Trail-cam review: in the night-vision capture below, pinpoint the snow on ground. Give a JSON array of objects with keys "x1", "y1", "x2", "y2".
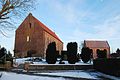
[
  {"x1": 11, "y1": 58, "x2": 120, "y2": 80},
  {"x1": 37, "y1": 70, "x2": 97, "y2": 79},
  {"x1": 0, "y1": 72, "x2": 65, "y2": 80},
  {"x1": 14, "y1": 58, "x2": 92, "y2": 65},
  {"x1": 14, "y1": 57, "x2": 33, "y2": 64},
  {"x1": 0, "y1": 70, "x2": 120, "y2": 80},
  {"x1": 34, "y1": 70, "x2": 120, "y2": 80},
  {"x1": 89, "y1": 71, "x2": 120, "y2": 80}
]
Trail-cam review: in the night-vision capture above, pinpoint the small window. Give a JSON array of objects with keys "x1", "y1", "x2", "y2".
[
  {"x1": 27, "y1": 36, "x2": 30, "y2": 42},
  {"x1": 29, "y1": 23, "x2": 31, "y2": 28}
]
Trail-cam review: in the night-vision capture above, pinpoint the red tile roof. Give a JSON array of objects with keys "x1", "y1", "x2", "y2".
[
  {"x1": 84, "y1": 40, "x2": 110, "y2": 48},
  {"x1": 32, "y1": 14, "x2": 63, "y2": 43}
]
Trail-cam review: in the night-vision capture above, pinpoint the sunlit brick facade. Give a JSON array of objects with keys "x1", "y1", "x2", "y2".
[
  {"x1": 84, "y1": 40, "x2": 110, "y2": 59},
  {"x1": 14, "y1": 13, "x2": 63, "y2": 58}
]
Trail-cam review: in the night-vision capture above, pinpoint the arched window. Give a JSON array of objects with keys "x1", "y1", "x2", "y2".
[{"x1": 27, "y1": 36, "x2": 30, "y2": 42}]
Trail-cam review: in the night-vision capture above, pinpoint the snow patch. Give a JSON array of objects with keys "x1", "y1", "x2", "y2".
[
  {"x1": 0, "y1": 72, "x2": 65, "y2": 80},
  {"x1": 90, "y1": 72, "x2": 120, "y2": 80},
  {"x1": 37, "y1": 70, "x2": 97, "y2": 79},
  {"x1": 14, "y1": 58, "x2": 92, "y2": 65}
]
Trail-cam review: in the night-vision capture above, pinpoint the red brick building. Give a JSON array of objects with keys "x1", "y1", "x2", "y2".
[
  {"x1": 84, "y1": 40, "x2": 110, "y2": 59},
  {"x1": 14, "y1": 13, "x2": 63, "y2": 58}
]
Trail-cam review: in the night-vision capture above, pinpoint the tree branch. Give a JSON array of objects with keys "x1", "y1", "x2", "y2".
[{"x1": 0, "y1": 0, "x2": 36, "y2": 36}]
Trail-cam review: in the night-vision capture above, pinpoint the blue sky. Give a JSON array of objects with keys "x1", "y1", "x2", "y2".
[{"x1": 0, "y1": 0, "x2": 120, "y2": 54}]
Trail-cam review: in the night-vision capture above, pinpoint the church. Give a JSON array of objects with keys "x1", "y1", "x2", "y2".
[
  {"x1": 84, "y1": 40, "x2": 110, "y2": 59},
  {"x1": 14, "y1": 13, "x2": 63, "y2": 58}
]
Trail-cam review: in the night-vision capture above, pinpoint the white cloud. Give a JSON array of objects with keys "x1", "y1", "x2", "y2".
[
  {"x1": 44, "y1": 0, "x2": 88, "y2": 25},
  {"x1": 69, "y1": 14, "x2": 120, "y2": 41},
  {"x1": 52, "y1": 1, "x2": 80, "y2": 23},
  {"x1": 66, "y1": 14, "x2": 120, "y2": 52},
  {"x1": 94, "y1": 15, "x2": 120, "y2": 39}
]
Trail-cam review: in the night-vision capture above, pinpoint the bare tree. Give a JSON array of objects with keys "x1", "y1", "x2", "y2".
[{"x1": 0, "y1": 0, "x2": 36, "y2": 36}]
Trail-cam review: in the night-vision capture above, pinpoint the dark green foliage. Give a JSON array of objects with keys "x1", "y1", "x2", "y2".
[
  {"x1": 93, "y1": 58, "x2": 120, "y2": 77},
  {"x1": 59, "y1": 59, "x2": 65, "y2": 64},
  {"x1": 97, "y1": 49, "x2": 107, "y2": 58},
  {"x1": 56, "y1": 51, "x2": 60, "y2": 58},
  {"x1": 67, "y1": 42, "x2": 77, "y2": 64},
  {"x1": 61, "y1": 51, "x2": 67, "y2": 60},
  {"x1": 0, "y1": 47, "x2": 7, "y2": 58},
  {"x1": 0, "y1": 47, "x2": 13, "y2": 64},
  {"x1": 46, "y1": 42, "x2": 57, "y2": 64},
  {"x1": 110, "y1": 48, "x2": 120, "y2": 58},
  {"x1": 6, "y1": 51, "x2": 12, "y2": 60},
  {"x1": 110, "y1": 53, "x2": 117, "y2": 58},
  {"x1": 0, "y1": 47, "x2": 7, "y2": 64},
  {"x1": 80, "y1": 47, "x2": 92, "y2": 63},
  {"x1": 76, "y1": 53, "x2": 80, "y2": 62},
  {"x1": 116, "y1": 48, "x2": 120, "y2": 54},
  {"x1": 6, "y1": 51, "x2": 13, "y2": 65}
]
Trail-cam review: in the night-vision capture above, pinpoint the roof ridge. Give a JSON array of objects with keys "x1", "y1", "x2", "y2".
[
  {"x1": 85, "y1": 40, "x2": 107, "y2": 42},
  {"x1": 31, "y1": 14, "x2": 63, "y2": 43},
  {"x1": 85, "y1": 40, "x2": 110, "y2": 48}
]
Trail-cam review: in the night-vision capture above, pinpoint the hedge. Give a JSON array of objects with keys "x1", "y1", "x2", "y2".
[{"x1": 93, "y1": 58, "x2": 120, "y2": 77}]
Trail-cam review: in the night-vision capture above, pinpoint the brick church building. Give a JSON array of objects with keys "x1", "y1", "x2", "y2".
[
  {"x1": 14, "y1": 13, "x2": 63, "y2": 58},
  {"x1": 84, "y1": 40, "x2": 110, "y2": 59}
]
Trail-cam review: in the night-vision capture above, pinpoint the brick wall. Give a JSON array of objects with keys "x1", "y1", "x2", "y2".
[
  {"x1": 44, "y1": 31, "x2": 63, "y2": 58},
  {"x1": 90, "y1": 48, "x2": 110, "y2": 59},
  {"x1": 14, "y1": 14, "x2": 44, "y2": 58},
  {"x1": 14, "y1": 13, "x2": 63, "y2": 58}
]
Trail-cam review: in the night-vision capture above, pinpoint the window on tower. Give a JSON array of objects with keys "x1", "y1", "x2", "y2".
[{"x1": 27, "y1": 36, "x2": 30, "y2": 42}]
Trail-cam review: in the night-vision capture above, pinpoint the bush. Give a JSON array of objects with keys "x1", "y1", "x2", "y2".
[
  {"x1": 61, "y1": 51, "x2": 67, "y2": 60},
  {"x1": 80, "y1": 47, "x2": 92, "y2": 63},
  {"x1": 93, "y1": 58, "x2": 120, "y2": 77},
  {"x1": 67, "y1": 42, "x2": 77, "y2": 64},
  {"x1": 0, "y1": 48, "x2": 13, "y2": 65},
  {"x1": 56, "y1": 51, "x2": 60, "y2": 58},
  {"x1": 59, "y1": 60, "x2": 65, "y2": 64},
  {"x1": 33, "y1": 58, "x2": 42, "y2": 62},
  {"x1": 97, "y1": 49, "x2": 107, "y2": 58},
  {"x1": 46, "y1": 42, "x2": 57, "y2": 64},
  {"x1": 0, "y1": 47, "x2": 7, "y2": 58},
  {"x1": 6, "y1": 51, "x2": 13, "y2": 66}
]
